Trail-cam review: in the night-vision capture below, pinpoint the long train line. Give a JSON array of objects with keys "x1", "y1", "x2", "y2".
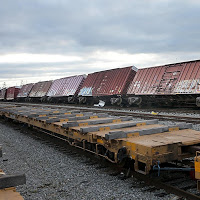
[
  {"x1": 2, "y1": 59, "x2": 200, "y2": 108},
  {"x1": 0, "y1": 110, "x2": 200, "y2": 200}
]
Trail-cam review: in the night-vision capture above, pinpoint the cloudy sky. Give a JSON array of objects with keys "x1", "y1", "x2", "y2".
[{"x1": 1, "y1": 0, "x2": 200, "y2": 87}]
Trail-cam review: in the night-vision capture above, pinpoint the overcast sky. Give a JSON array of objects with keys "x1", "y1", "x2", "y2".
[{"x1": 1, "y1": 0, "x2": 200, "y2": 87}]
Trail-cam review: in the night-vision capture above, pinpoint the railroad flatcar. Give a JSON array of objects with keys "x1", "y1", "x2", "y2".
[
  {"x1": 6, "y1": 86, "x2": 20, "y2": 101},
  {"x1": 28, "y1": 80, "x2": 52, "y2": 102},
  {"x1": 126, "y1": 60, "x2": 200, "y2": 107},
  {"x1": 78, "y1": 66, "x2": 138, "y2": 105},
  {"x1": 1, "y1": 103, "x2": 200, "y2": 178},
  {"x1": 47, "y1": 75, "x2": 86, "y2": 103},
  {"x1": 17, "y1": 83, "x2": 34, "y2": 101}
]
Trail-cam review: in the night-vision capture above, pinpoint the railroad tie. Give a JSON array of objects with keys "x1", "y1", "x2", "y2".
[
  {"x1": 80, "y1": 119, "x2": 158, "y2": 134},
  {"x1": 42, "y1": 113, "x2": 109, "y2": 123},
  {"x1": 105, "y1": 122, "x2": 193, "y2": 140},
  {"x1": 62, "y1": 116, "x2": 133, "y2": 128},
  {"x1": 0, "y1": 174, "x2": 26, "y2": 189}
]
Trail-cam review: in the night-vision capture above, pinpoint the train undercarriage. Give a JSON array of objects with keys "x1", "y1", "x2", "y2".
[{"x1": 3, "y1": 93, "x2": 200, "y2": 108}]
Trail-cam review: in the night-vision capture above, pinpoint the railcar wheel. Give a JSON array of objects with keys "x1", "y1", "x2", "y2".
[{"x1": 117, "y1": 147, "x2": 127, "y2": 163}]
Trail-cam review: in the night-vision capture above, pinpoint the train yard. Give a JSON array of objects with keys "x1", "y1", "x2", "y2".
[{"x1": 0, "y1": 102, "x2": 200, "y2": 199}]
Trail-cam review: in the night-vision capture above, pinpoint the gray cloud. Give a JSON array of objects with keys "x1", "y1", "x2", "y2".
[
  {"x1": 0, "y1": 0, "x2": 200, "y2": 54},
  {"x1": 0, "y1": 0, "x2": 200, "y2": 87}
]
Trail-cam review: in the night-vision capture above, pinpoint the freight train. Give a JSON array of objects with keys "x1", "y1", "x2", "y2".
[{"x1": 0, "y1": 59, "x2": 200, "y2": 107}]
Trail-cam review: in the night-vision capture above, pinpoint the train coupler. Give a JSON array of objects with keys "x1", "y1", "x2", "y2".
[{"x1": 153, "y1": 161, "x2": 195, "y2": 176}]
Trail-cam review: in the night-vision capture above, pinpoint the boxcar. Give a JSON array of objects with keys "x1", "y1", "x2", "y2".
[
  {"x1": 78, "y1": 66, "x2": 137, "y2": 105},
  {"x1": 17, "y1": 83, "x2": 34, "y2": 101},
  {"x1": 28, "y1": 81, "x2": 52, "y2": 102},
  {"x1": 47, "y1": 75, "x2": 86, "y2": 103},
  {"x1": 127, "y1": 60, "x2": 200, "y2": 107},
  {"x1": 0, "y1": 89, "x2": 7, "y2": 101},
  {"x1": 6, "y1": 87, "x2": 20, "y2": 101}
]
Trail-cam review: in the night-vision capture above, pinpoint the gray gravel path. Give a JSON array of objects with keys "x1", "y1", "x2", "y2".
[{"x1": 0, "y1": 120, "x2": 179, "y2": 200}]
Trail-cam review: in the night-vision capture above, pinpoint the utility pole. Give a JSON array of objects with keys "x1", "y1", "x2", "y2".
[
  {"x1": 2, "y1": 82, "x2": 6, "y2": 89},
  {"x1": 20, "y1": 80, "x2": 24, "y2": 87}
]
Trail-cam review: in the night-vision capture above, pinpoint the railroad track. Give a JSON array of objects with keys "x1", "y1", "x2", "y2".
[
  {"x1": 4, "y1": 102, "x2": 200, "y2": 124},
  {"x1": 1, "y1": 116, "x2": 200, "y2": 200}
]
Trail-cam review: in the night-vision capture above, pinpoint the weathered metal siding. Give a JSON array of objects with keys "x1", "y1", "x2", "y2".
[
  {"x1": 0, "y1": 89, "x2": 6, "y2": 100},
  {"x1": 173, "y1": 60, "x2": 200, "y2": 94},
  {"x1": 157, "y1": 65, "x2": 183, "y2": 94},
  {"x1": 78, "y1": 73, "x2": 99, "y2": 96},
  {"x1": 61, "y1": 75, "x2": 86, "y2": 96},
  {"x1": 47, "y1": 78, "x2": 66, "y2": 97},
  {"x1": 17, "y1": 83, "x2": 34, "y2": 98},
  {"x1": 127, "y1": 60, "x2": 200, "y2": 95},
  {"x1": 29, "y1": 81, "x2": 52, "y2": 97},
  {"x1": 47, "y1": 75, "x2": 86, "y2": 97},
  {"x1": 6, "y1": 87, "x2": 20, "y2": 100},
  {"x1": 78, "y1": 66, "x2": 137, "y2": 96},
  {"x1": 127, "y1": 66, "x2": 166, "y2": 95}
]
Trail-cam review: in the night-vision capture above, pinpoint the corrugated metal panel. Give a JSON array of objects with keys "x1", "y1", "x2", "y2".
[
  {"x1": 127, "y1": 66, "x2": 166, "y2": 95},
  {"x1": 0, "y1": 89, "x2": 6, "y2": 100},
  {"x1": 47, "y1": 78, "x2": 66, "y2": 96},
  {"x1": 127, "y1": 60, "x2": 200, "y2": 95},
  {"x1": 78, "y1": 66, "x2": 137, "y2": 96},
  {"x1": 78, "y1": 73, "x2": 99, "y2": 96},
  {"x1": 29, "y1": 81, "x2": 52, "y2": 97},
  {"x1": 62, "y1": 75, "x2": 86, "y2": 96},
  {"x1": 173, "y1": 61, "x2": 200, "y2": 94},
  {"x1": 47, "y1": 75, "x2": 86, "y2": 97},
  {"x1": 17, "y1": 83, "x2": 34, "y2": 98},
  {"x1": 156, "y1": 65, "x2": 182, "y2": 94},
  {"x1": 6, "y1": 87, "x2": 20, "y2": 100}
]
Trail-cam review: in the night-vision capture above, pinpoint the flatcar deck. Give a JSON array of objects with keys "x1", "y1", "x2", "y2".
[
  {"x1": 0, "y1": 187, "x2": 24, "y2": 200},
  {"x1": 0, "y1": 103, "x2": 200, "y2": 175}
]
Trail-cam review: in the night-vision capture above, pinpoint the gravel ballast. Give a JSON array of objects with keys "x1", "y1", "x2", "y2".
[{"x1": 0, "y1": 119, "x2": 180, "y2": 200}]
